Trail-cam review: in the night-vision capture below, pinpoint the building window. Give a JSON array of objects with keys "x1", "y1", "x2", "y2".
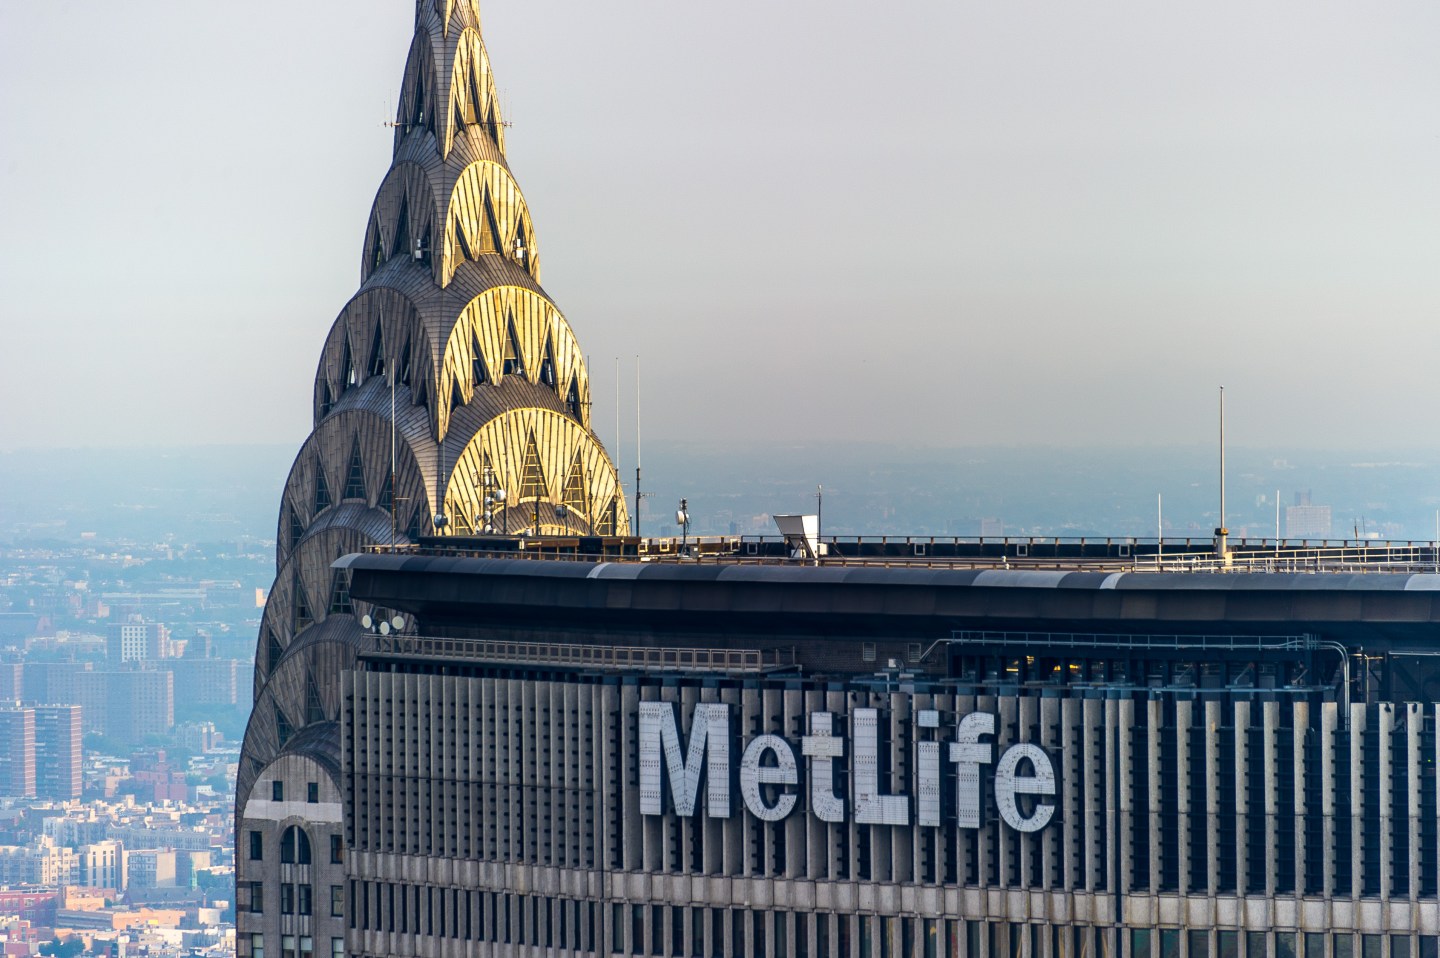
[
  {"x1": 307, "y1": 782, "x2": 319, "y2": 803},
  {"x1": 281, "y1": 936, "x2": 296, "y2": 958},
  {"x1": 298, "y1": 885, "x2": 313, "y2": 916},
  {"x1": 251, "y1": 935, "x2": 264, "y2": 958},
  {"x1": 330, "y1": 939, "x2": 342, "y2": 958},
  {"x1": 249, "y1": 831, "x2": 263, "y2": 861},
  {"x1": 281, "y1": 884, "x2": 295, "y2": 915},
  {"x1": 299, "y1": 938, "x2": 312, "y2": 958},
  {"x1": 330, "y1": 834, "x2": 343, "y2": 864},
  {"x1": 250, "y1": 881, "x2": 264, "y2": 914},
  {"x1": 281, "y1": 826, "x2": 312, "y2": 864},
  {"x1": 272, "y1": 781, "x2": 284, "y2": 802},
  {"x1": 331, "y1": 885, "x2": 344, "y2": 918}
]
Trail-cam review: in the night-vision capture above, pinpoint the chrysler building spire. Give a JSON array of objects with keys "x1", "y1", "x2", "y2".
[{"x1": 236, "y1": 4, "x2": 628, "y2": 949}]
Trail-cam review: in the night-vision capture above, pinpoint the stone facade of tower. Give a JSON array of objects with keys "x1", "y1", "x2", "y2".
[{"x1": 236, "y1": 4, "x2": 629, "y2": 955}]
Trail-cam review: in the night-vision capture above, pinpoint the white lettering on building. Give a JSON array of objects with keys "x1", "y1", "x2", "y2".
[{"x1": 638, "y1": 702, "x2": 1057, "y2": 832}]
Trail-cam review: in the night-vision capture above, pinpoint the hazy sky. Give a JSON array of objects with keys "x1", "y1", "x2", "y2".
[{"x1": 3, "y1": 2, "x2": 1439, "y2": 454}]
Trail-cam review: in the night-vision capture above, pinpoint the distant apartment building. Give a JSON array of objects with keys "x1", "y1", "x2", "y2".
[
  {"x1": 0, "y1": 707, "x2": 35, "y2": 798},
  {"x1": 0, "y1": 663, "x2": 22, "y2": 700},
  {"x1": 34, "y1": 705, "x2": 81, "y2": 799},
  {"x1": 106, "y1": 621, "x2": 171, "y2": 666},
  {"x1": 0, "y1": 838, "x2": 77, "y2": 886},
  {"x1": 168, "y1": 658, "x2": 239, "y2": 706},
  {"x1": 1286, "y1": 490, "x2": 1333, "y2": 538},
  {"x1": 108, "y1": 670, "x2": 174, "y2": 743},
  {"x1": 126, "y1": 849, "x2": 177, "y2": 890},
  {"x1": 21, "y1": 662, "x2": 92, "y2": 706},
  {"x1": 78, "y1": 840, "x2": 125, "y2": 890}
]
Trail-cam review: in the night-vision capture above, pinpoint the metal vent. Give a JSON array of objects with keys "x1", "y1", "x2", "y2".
[{"x1": 862, "y1": 642, "x2": 877, "y2": 663}]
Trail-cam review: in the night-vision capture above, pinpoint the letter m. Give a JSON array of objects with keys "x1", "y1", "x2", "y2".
[{"x1": 638, "y1": 701, "x2": 731, "y2": 818}]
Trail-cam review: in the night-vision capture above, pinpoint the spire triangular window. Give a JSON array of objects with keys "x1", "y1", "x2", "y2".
[
  {"x1": 562, "y1": 451, "x2": 588, "y2": 515},
  {"x1": 451, "y1": 377, "x2": 465, "y2": 412},
  {"x1": 502, "y1": 314, "x2": 524, "y2": 377},
  {"x1": 341, "y1": 338, "x2": 356, "y2": 388},
  {"x1": 380, "y1": 472, "x2": 393, "y2": 513},
  {"x1": 320, "y1": 381, "x2": 334, "y2": 418},
  {"x1": 293, "y1": 573, "x2": 313, "y2": 633},
  {"x1": 454, "y1": 213, "x2": 475, "y2": 262},
  {"x1": 594, "y1": 495, "x2": 617, "y2": 536},
  {"x1": 328, "y1": 569, "x2": 352, "y2": 616},
  {"x1": 399, "y1": 338, "x2": 412, "y2": 386},
  {"x1": 344, "y1": 441, "x2": 366, "y2": 501},
  {"x1": 276, "y1": 707, "x2": 294, "y2": 748},
  {"x1": 566, "y1": 379, "x2": 582, "y2": 420},
  {"x1": 369, "y1": 219, "x2": 385, "y2": 272},
  {"x1": 406, "y1": 507, "x2": 423, "y2": 541},
  {"x1": 479, "y1": 188, "x2": 501, "y2": 253},
  {"x1": 393, "y1": 196, "x2": 411, "y2": 260},
  {"x1": 513, "y1": 221, "x2": 529, "y2": 265},
  {"x1": 540, "y1": 337, "x2": 556, "y2": 387},
  {"x1": 472, "y1": 331, "x2": 488, "y2": 385},
  {"x1": 306, "y1": 671, "x2": 325, "y2": 725},
  {"x1": 518, "y1": 431, "x2": 547, "y2": 501},
  {"x1": 265, "y1": 629, "x2": 283, "y2": 673},
  {"x1": 288, "y1": 505, "x2": 304, "y2": 552},
  {"x1": 368, "y1": 323, "x2": 386, "y2": 377},
  {"x1": 314, "y1": 462, "x2": 332, "y2": 514}
]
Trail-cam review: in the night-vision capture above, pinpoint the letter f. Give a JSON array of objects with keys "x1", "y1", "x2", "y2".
[{"x1": 948, "y1": 712, "x2": 995, "y2": 829}]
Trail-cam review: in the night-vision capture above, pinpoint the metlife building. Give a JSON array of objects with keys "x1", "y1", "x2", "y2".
[{"x1": 329, "y1": 540, "x2": 1440, "y2": 958}]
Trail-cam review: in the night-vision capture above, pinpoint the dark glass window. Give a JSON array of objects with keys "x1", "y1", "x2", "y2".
[
  {"x1": 249, "y1": 881, "x2": 264, "y2": 914},
  {"x1": 281, "y1": 826, "x2": 312, "y2": 865},
  {"x1": 331, "y1": 885, "x2": 343, "y2": 918},
  {"x1": 307, "y1": 782, "x2": 319, "y2": 803},
  {"x1": 281, "y1": 884, "x2": 295, "y2": 915},
  {"x1": 330, "y1": 834, "x2": 343, "y2": 864},
  {"x1": 298, "y1": 885, "x2": 313, "y2": 917},
  {"x1": 272, "y1": 781, "x2": 284, "y2": 802},
  {"x1": 249, "y1": 831, "x2": 263, "y2": 860}
]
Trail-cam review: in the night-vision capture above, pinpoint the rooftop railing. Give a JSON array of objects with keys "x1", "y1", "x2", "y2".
[{"x1": 372, "y1": 634, "x2": 797, "y2": 673}]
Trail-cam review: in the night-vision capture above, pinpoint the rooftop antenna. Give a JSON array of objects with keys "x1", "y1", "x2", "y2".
[
  {"x1": 1215, "y1": 386, "x2": 1228, "y2": 565},
  {"x1": 1157, "y1": 493, "x2": 1163, "y2": 567},
  {"x1": 634, "y1": 355, "x2": 646, "y2": 537},
  {"x1": 390, "y1": 354, "x2": 397, "y2": 549}
]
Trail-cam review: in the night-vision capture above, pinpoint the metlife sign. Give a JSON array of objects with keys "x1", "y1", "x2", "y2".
[{"x1": 638, "y1": 702, "x2": 1057, "y2": 833}]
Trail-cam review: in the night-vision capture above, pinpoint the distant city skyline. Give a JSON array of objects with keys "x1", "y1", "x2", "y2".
[{"x1": 4, "y1": 2, "x2": 1440, "y2": 452}]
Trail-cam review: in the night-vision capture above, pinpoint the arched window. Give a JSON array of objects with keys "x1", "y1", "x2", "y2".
[{"x1": 280, "y1": 825, "x2": 312, "y2": 865}]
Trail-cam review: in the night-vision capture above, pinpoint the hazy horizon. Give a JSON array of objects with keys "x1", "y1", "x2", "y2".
[{"x1": 4, "y1": 2, "x2": 1440, "y2": 453}]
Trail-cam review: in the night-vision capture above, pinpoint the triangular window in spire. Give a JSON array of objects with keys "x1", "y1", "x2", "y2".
[
  {"x1": 468, "y1": 68, "x2": 486, "y2": 131},
  {"x1": 380, "y1": 471, "x2": 394, "y2": 513},
  {"x1": 288, "y1": 505, "x2": 305, "y2": 552},
  {"x1": 305, "y1": 671, "x2": 325, "y2": 725},
  {"x1": 293, "y1": 573, "x2": 313, "y2": 633},
  {"x1": 472, "y1": 331, "x2": 488, "y2": 386},
  {"x1": 566, "y1": 379, "x2": 583, "y2": 420},
  {"x1": 276, "y1": 707, "x2": 294, "y2": 748},
  {"x1": 451, "y1": 377, "x2": 465, "y2": 413},
  {"x1": 344, "y1": 440, "x2": 366, "y2": 501},
  {"x1": 412, "y1": 73, "x2": 426, "y2": 130},
  {"x1": 454, "y1": 213, "x2": 475, "y2": 262},
  {"x1": 562, "y1": 450, "x2": 588, "y2": 516},
  {"x1": 453, "y1": 94, "x2": 467, "y2": 136},
  {"x1": 319, "y1": 381, "x2": 334, "y2": 418},
  {"x1": 593, "y1": 495, "x2": 617, "y2": 536},
  {"x1": 399, "y1": 338, "x2": 412, "y2": 387},
  {"x1": 484, "y1": 105, "x2": 499, "y2": 146},
  {"x1": 479, "y1": 186, "x2": 502, "y2": 253},
  {"x1": 502, "y1": 314, "x2": 524, "y2": 377},
  {"x1": 392, "y1": 196, "x2": 411, "y2": 260},
  {"x1": 518, "y1": 431, "x2": 547, "y2": 501},
  {"x1": 513, "y1": 221, "x2": 529, "y2": 266},
  {"x1": 368, "y1": 322, "x2": 386, "y2": 377},
  {"x1": 370, "y1": 226, "x2": 386, "y2": 272},
  {"x1": 540, "y1": 337, "x2": 557, "y2": 387},
  {"x1": 406, "y1": 507, "x2": 423, "y2": 541},
  {"x1": 341, "y1": 337, "x2": 356, "y2": 388},
  {"x1": 314, "y1": 462, "x2": 332, "y2": 514},
  {"x1": 328, "y1": 569, "x2": 352, "y2": 616},
  {"x1": 265, "y1": 629, "x2": 283, "y2": 673}
]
